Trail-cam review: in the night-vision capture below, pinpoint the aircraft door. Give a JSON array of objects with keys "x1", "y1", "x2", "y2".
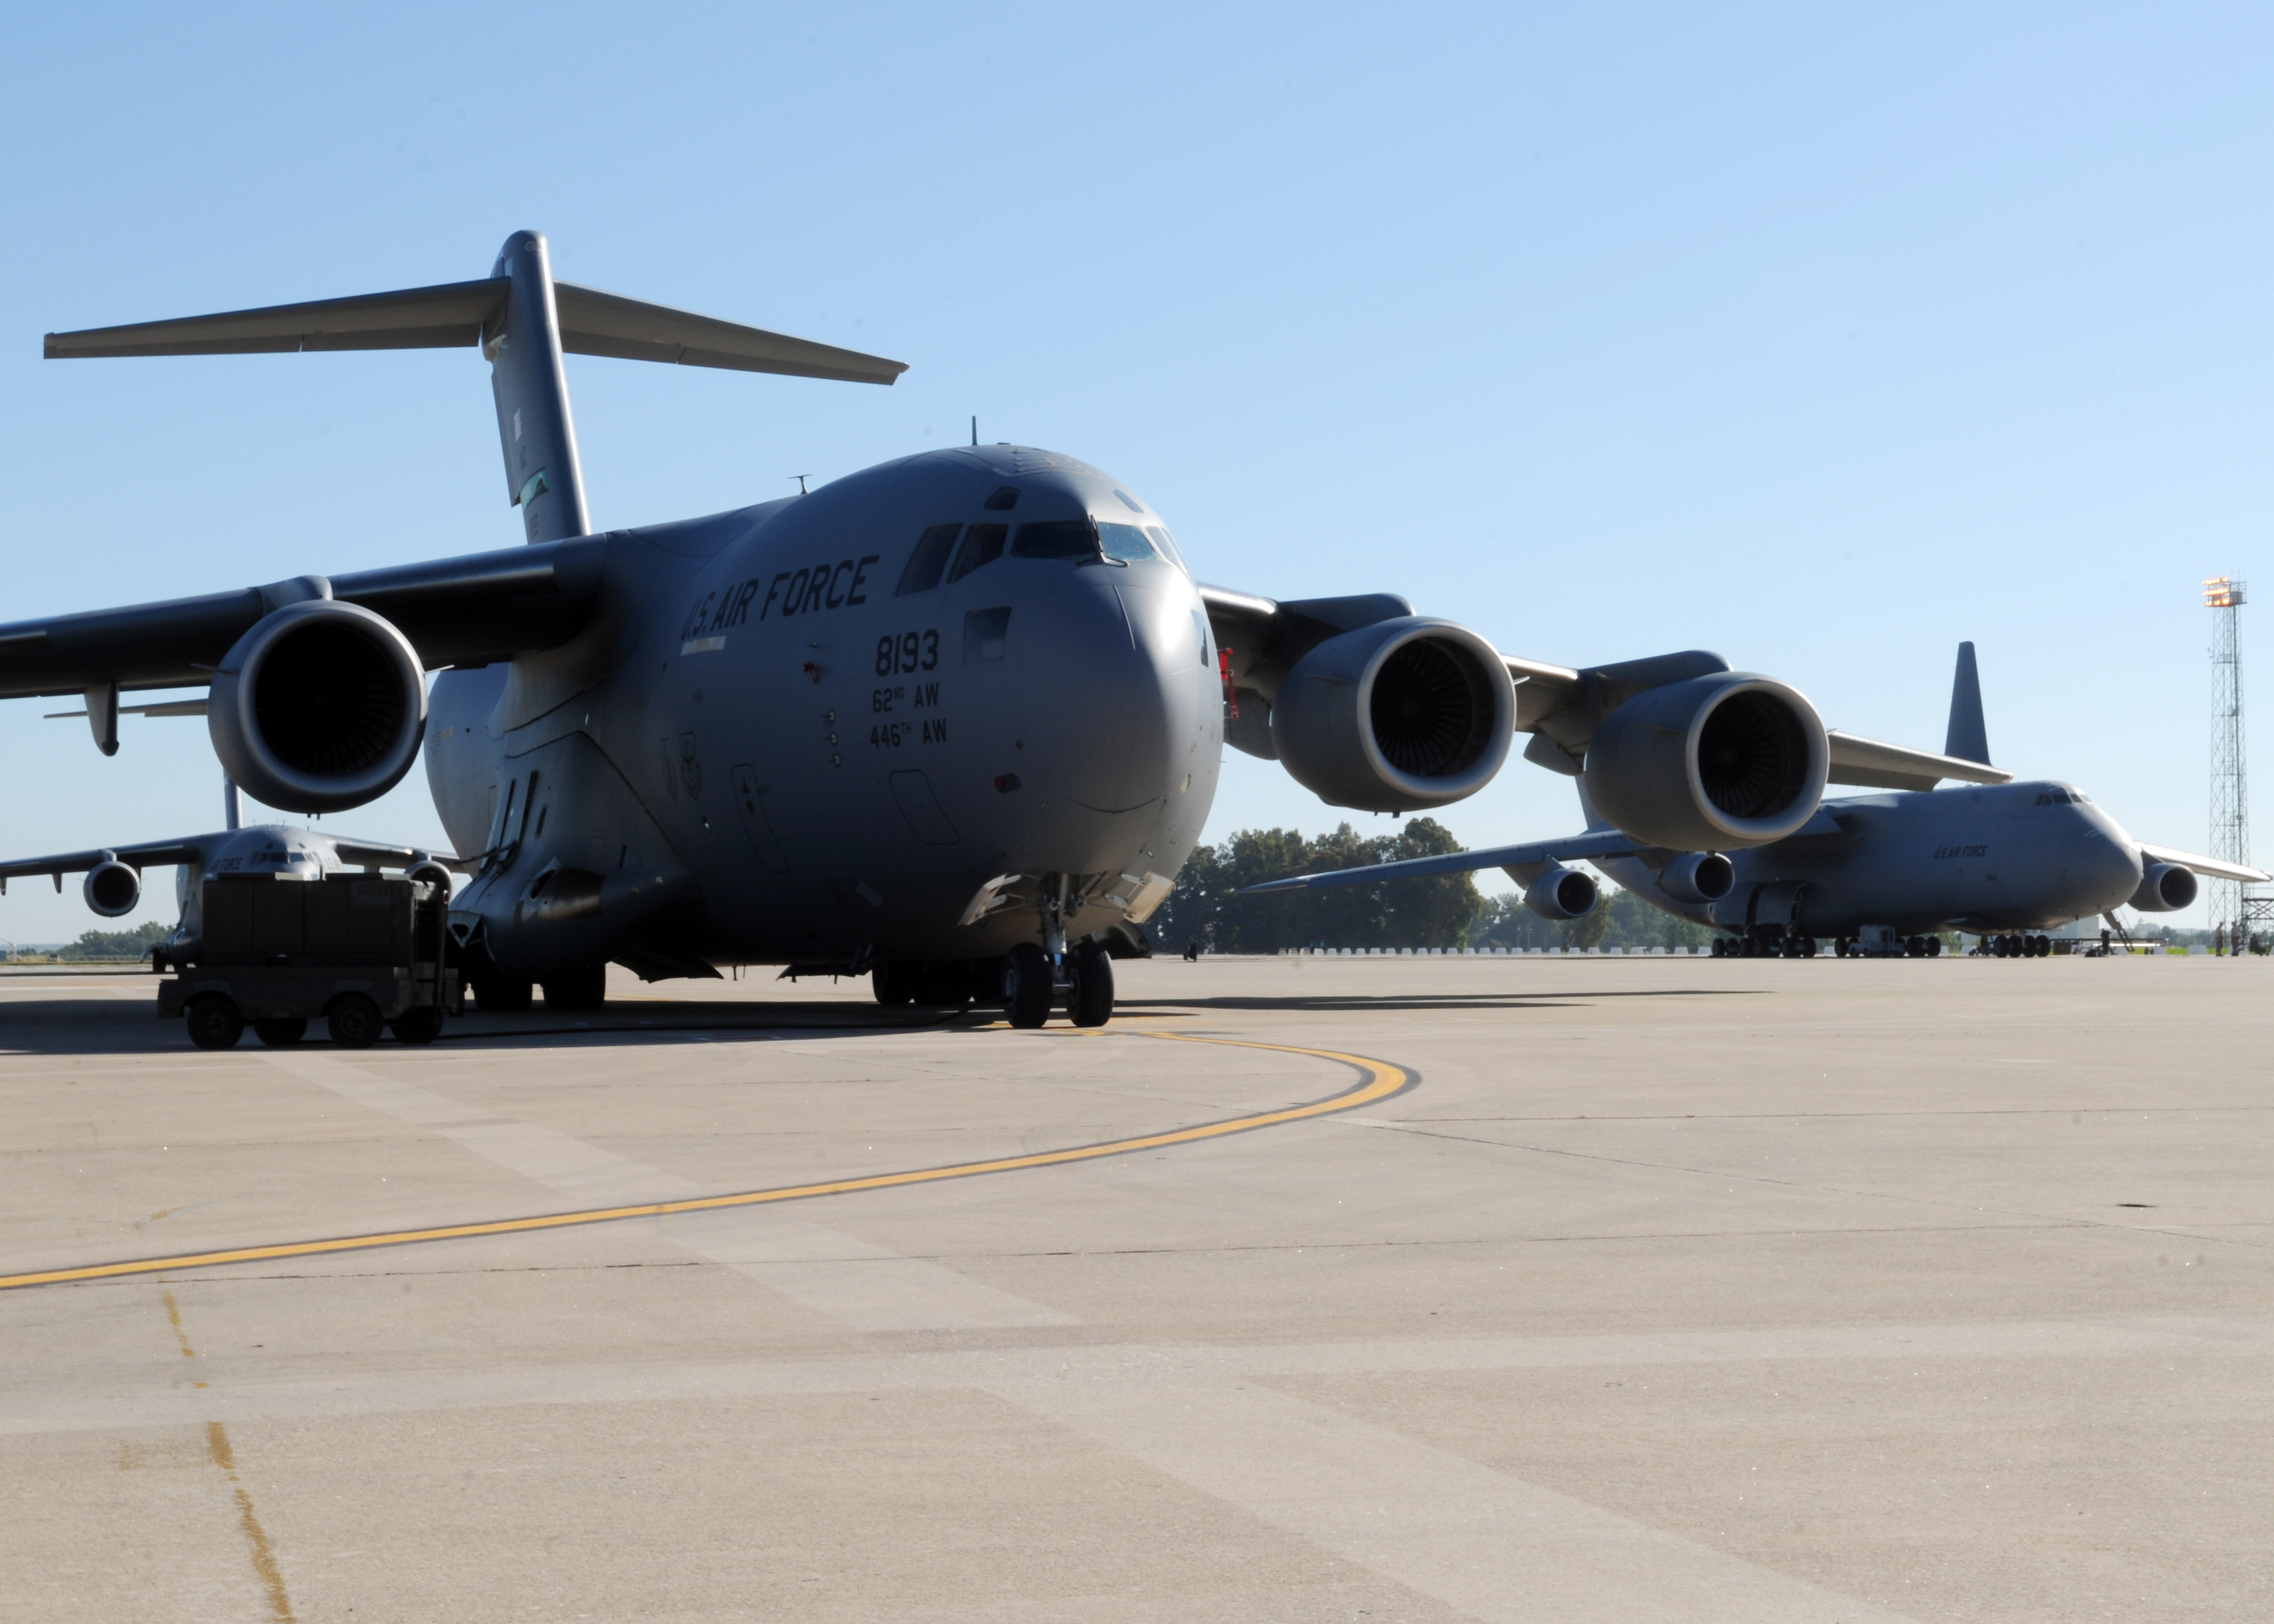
[{"x1": 728, "y1": 764, "x2": 791, "y2": 873}]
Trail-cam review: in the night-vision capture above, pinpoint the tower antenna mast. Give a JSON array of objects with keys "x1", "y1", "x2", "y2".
[{"x1": 2205, "y1": 576, "x2": 2255, "y2": 951}]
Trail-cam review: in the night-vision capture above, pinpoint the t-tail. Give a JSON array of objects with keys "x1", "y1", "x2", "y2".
[
  {"x1": 1945, "y1": 642, "x2": 1991, "y2": 766},
  {"x1": 44, "y1": 232, "x2": 909, "y2": 545}
]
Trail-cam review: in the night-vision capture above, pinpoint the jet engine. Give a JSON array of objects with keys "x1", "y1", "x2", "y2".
[
  {"x1": 208, "y1": 601, "x2": 428, "y2": 814},
  {"x1": 83, "y1": 858, "x2": 139, "y2": 917},
  {"x1": 1580, "y1": 674, "x2": 1828, "y2": 851},
  {"x1": 1524, "y1": 864, "x2": 1598, "y2": 920},
  {"x1": 1270, "y1": 618, "x2": 1516, "y2": 813},
  {"x1": 2130, "y1": 862, "x2": 2198, "y2": 912},
  {"x1": 1656, "y1": 850, "x2": 1736, "y2": 905}
]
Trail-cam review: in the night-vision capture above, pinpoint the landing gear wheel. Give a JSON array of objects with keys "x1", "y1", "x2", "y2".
[
  {"x1": 185, "y1": 994, "x2": 244, "y2": 1051},
  {"x1": 541, "y1": 964, "x2": 607, "y2": 1012},
  {"x1": 392, "y1": 1006, "x2": 444, "y2": 1046},
  {"x1": 326, "y1": 993, "x2": 383, "y2": 1049},
  {"x1": 1067, "y1": 941, "x2": 1115, "y2": 1028},
  {"x1": 1003, "y1": 943, "x2": 1052, "y2": 1029},
  {"x1": 1801, "y1": 935, "x2": 1817, "y2": 958},
  {"x1": 873, "y1": 962, "x2": 918, "y2": 1006},
  {"x1": 1928, "y1": 937, "x2": 1944, "y2": 957},
  {"x1": 252, "y1": 1018, "x2": 307, "y2": 1048},
  {"x1": 471, "y1": 977, "x2": 533, "y2": 1013}
]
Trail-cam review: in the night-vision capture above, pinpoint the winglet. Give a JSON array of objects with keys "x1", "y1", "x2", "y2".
[{"x1": 1945, "y1": 642, "x2": 1991, "y2": 766}]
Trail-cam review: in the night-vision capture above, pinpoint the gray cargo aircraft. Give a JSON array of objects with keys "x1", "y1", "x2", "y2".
[
  {"x1": 1251, "y1": 643, "x2": 2264, "y2": 957},
  {"x1": 7, "y1": 230, "x2": 1996, "y2": 1027},
  {"x1": 0, "y1": 779, "x2": 455, "y2": 974}
]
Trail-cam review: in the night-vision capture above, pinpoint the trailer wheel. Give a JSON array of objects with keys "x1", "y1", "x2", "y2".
[
  {"x1": 326, "y1": 993, "x2": 383, "y2": 1049},
  {"x1": 253, "y1": 1019, "x2": 307, "y2": 1047},
  {"x1": 185, "y1": 994, "x2": 244, "y2": 1051},
  {"x1": 392, "y1": 1007, "x2": 444, "y2": 1046}
]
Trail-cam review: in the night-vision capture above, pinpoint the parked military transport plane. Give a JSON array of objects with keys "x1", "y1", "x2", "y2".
[
  {"x1": 0, "y1": 778, "x2": 455, "y2": 975},
  {"x1": 1252, "y1": 643, "x2": 2264, "y2": 957},
  {"x1": 7, "y1": 230, "x2": 1997, "y2": 1028}
]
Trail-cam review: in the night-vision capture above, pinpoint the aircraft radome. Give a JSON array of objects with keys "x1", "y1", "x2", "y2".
[
  {"x1": 7, "y1": 231, "x2": 1996, "y2": 1028},
  {"x1": 1254, "y1": 643, "x2": 2267, "y2": 957}
]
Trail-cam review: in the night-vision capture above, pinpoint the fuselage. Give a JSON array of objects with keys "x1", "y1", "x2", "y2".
[
  {"x1": 425, "y1": 445, "x2": 1223, "y2": 977},
  {"x1": 1598, "y1": 781, "x2": 2145, "y2": 939}
]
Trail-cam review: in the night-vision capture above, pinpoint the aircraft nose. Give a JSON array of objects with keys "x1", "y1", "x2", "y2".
[
  {"x1": 2062, "y1": 816, "x2": 2142, "y2": 909},
  {"x1": 1004, "y1": 564, "x2": 1211, "y2": 866}
]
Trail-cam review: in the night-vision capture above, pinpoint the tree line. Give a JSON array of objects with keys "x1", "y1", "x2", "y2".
[{"x1": 1145, "y1": 821, "x2": 1714, "y2": 955}]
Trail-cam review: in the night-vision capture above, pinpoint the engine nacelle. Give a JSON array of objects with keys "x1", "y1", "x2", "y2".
[
  {"x1": 1271, "y1": 618, "x2": 1515, "y2": 813},
  {"x1": 1656, "y1": 850, "x2": 1735, "y2": 905},
  {"x1": 83, "y1": 858, "x2": 140, "y2": 917},
  {"x1": 405, "y1": 859, "x2": 455, "y2": 897},
  {"x1": 1525, "y1": 864, "x2": 1598, "y2": 920},
  {"x1": 1581, "y1": 673, "x2": 1828, "y2": 851},
  {"x1": 208, "y1": 601, "x2": 428, "y2": 814},
  {"x1": 2130, "y1": 862, "x2": 2198, "y2": 912}
]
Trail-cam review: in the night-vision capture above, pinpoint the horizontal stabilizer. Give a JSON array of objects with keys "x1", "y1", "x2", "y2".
[
  {"x1": 46, "y1": 279, "x2": 906, "y2": 384},
  {"x1": 2137, "y1": 842, "x2": 2271, "y2": 884}
]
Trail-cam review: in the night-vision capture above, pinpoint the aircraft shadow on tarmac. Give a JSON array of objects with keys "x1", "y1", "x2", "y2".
[
  {"x1": 1116, "y1": 988, "x2": 1766, "y2": 1014},
  {"x1": 0, "y1": 982, "x2": 1764, "y2": 1057},
  {"x1": 0, "y1": 986, "x2": 977, "y2": 1057}
]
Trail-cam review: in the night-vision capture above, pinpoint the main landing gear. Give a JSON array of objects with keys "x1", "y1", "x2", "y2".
[
  {"x1": 1981, "y1": 933, "x2": 2052, "y2": 958},
  {"x1": 1711, "y1": 929, "x2": 1817, "y2": 959}
]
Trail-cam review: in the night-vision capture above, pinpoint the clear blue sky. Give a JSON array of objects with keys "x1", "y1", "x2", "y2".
[{"x1": 0, "y1": 3, "x2": 2265, "y2": 941}]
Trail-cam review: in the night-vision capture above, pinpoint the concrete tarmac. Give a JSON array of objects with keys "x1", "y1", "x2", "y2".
[{"x1": 0, "y1": 953, "x2": 2267, "y2": 1622}]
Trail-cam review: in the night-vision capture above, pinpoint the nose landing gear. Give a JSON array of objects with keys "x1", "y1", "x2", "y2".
[{"x1": 999, "y1": 876, "x2": 1120, "y2": 1028}]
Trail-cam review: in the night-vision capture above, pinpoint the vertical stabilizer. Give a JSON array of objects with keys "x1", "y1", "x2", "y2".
[
  {"x1": 483, "y1": 232, "x2": 591, "y2": 543},
  {"x1": 1944, "y1": 642, "x2": 1991, "y2": 765}
]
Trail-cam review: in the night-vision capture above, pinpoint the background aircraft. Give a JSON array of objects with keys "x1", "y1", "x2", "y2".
[
  {"x1": 1250, "y1": 643, "x2": 2265, "y2": 956},
  {"x1": 0, "y1": 779, "x2": 455, "y2": 971},
  {"x1": 3, "y1": 232, "x2": 1987, "y2": 1028}
]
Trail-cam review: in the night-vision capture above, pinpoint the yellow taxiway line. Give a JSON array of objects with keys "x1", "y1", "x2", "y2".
[{"x1": 0, "y1": 1030, "x2": 1410, "y2": 1292}]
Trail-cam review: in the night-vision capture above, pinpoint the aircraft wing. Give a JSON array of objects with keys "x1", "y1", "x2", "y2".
[
  {"x1": 2137, "y1": 843, "x2": 2272, "y2": 884},
  {"x1": 1200, "y1": 586, "x2": 2016, "y2": 789},
  {"x1": 1242, "y1": 826, "x2": 1645, "y2": 894},
  {"x1": 330, "y1": 839, "x2": 472, "y2": 874},
  {"x1": 0, "y1": 538, "x2": 609, "y2": 701},
  {"x1": 1822, "y1": 730, "x2": 2012, "y2": 791},
  {"x1": 0, "y1": 837, "x2": 204, "y2": 889}
]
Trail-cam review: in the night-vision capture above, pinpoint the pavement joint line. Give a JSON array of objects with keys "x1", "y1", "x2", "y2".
[
  {"x1": 1333, "y1": 1117, "x2": 2274, "y2": 1252},
  {"x1": 0, "y1": 1031, "x2": 1413, "y2": 1293}
]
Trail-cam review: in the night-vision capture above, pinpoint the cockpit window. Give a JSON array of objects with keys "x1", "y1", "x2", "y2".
[
  {"x1": 1097, "y1": 523, "x2": 1160, "y2": 563},
  {"x1": 1011, "y1": 520, "x2": 1101, "y2": 561},
  {"x1": 946, "y1": 523, "x2": 1008, "y2": 583},
  {"x1": 1142, "y1": 525, "x2": 1186, "y2": 569},
  {"x1": 896, "y1": 525, "x2": 962, "y2": 596}
]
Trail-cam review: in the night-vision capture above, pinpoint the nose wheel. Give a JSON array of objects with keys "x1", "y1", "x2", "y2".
[{"x1": 1001, "y1": 939, "x2": 1117, "y2": 1028}]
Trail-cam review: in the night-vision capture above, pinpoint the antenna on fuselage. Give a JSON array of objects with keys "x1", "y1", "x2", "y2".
[
  {"x1": 791, "y1": 474, "x2": 809, "y2": 495},
  {"x1": 971, "y1": 415, "x2": 978, "y2": 447}
]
